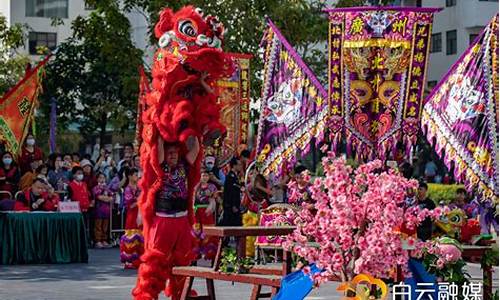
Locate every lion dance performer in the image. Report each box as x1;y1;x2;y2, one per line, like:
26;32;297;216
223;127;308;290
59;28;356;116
132;6;233;300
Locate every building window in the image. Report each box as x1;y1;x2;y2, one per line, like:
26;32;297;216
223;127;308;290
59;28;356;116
26;0;68;18
446;30;457;55
430;33;442;53
469;34;479;45
416;0;422;7
428;81;438;89
479;0;498;2
84;1;96;10
28;32;57;54
446;0;457;6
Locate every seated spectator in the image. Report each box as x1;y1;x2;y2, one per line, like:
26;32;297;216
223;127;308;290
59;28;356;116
16;178;59;211
93;172;114;248
19;160;42;191
0;152;20;199
48;154;71;191
18;134;44;174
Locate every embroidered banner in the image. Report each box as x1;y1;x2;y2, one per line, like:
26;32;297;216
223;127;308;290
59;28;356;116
421;14;499;204
256;19;329;176
214;53;252;166
0;55;50;155
326;7;440;160
135;66;150;148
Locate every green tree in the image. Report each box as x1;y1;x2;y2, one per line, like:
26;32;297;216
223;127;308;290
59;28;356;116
121;0;328;111
121;0;382;121
0;14;30;97
38;1;143;144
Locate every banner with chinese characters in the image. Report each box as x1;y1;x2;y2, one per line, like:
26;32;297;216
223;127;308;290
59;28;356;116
214;53;252;165
256;19;329;176
0;55;50;155
327;7;440;160
135;65;150;149
421;14;498;204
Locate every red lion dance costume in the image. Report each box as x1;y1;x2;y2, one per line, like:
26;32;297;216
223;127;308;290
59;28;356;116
133;6;232;300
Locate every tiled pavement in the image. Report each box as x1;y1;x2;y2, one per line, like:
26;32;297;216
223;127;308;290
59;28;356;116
0;248;497;300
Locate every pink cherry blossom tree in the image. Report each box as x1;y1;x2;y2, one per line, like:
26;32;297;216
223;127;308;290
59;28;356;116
283;153;441;284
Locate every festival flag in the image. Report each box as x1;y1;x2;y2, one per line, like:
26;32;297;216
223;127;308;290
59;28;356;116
135;65;150;148
256;18;329;176
214;53;252;166
421;14;499;204
0;55;51;155
326;7;440;160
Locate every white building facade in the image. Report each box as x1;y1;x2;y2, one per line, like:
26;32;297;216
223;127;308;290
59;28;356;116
398;0;498;88
0;0;152;60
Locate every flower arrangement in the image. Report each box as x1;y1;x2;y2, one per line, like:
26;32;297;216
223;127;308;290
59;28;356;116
283;154;442;285
412;237;470;289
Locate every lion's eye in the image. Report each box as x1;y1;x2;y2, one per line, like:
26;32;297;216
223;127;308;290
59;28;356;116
178;20;197;37
195;7;204;16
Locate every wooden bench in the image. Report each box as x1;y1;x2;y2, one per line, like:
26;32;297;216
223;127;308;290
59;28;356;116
172;226;295;300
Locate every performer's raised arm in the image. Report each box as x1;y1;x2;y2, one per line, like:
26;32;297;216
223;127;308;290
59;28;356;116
157;135;165;164
200;71;214;94
185;136;200;166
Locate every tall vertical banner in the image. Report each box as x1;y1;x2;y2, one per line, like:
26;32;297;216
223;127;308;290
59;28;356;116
256;19;329;176
135;66;150;149
421;14;499;204
327;7;440;160
0;55;50;155
215;53;252;165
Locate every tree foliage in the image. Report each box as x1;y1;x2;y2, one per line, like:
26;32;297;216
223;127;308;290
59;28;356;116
38;0;143;142
0;14;30;98
121;0;328;103
119;0;383;120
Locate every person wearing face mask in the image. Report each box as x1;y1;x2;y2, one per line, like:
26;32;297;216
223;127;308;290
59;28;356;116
16;178;58;211
0;152;20;199
204;155;225;188
19;134;44;175
68;166;93;240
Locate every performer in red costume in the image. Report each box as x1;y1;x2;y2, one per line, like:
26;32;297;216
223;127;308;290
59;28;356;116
132;5;232;300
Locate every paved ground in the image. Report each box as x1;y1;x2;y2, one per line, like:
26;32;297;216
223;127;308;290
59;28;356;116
0;248;497;300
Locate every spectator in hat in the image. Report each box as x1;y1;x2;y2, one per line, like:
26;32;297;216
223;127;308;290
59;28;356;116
81;159;98;192
204;155;225;189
